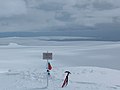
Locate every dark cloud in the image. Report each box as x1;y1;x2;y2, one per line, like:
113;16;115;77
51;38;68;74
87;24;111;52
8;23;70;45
0;22;120;41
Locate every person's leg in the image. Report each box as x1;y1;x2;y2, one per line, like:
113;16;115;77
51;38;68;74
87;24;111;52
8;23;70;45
62;78;66;87
65;78;68;86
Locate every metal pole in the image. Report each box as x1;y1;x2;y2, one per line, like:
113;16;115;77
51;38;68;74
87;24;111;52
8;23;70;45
46;59;48;88
46;51;48;88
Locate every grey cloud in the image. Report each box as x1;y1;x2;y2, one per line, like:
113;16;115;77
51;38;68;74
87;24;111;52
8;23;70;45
32;2;64;11
55;12;75;22
47;23;95;32
0;22;120;41
0;0;27;17
0;15;28;27
73;3;90;10
112;16;120;23
48;22;120;41
0;0;120;36
74;0;118;11
0;15;26;21
92;1;117;10
93;23;120;40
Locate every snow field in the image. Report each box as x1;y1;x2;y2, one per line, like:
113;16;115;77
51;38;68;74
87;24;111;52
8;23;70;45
0;41;120;90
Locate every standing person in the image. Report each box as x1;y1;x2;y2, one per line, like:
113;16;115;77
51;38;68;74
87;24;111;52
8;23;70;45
47;61;52;76
62;71;71;88
48;62;52;70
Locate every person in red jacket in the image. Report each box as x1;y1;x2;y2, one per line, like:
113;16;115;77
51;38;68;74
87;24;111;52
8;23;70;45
47;62;52;76
48;62;52;70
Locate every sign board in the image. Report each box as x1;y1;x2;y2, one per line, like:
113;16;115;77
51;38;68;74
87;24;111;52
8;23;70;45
43;53;52;60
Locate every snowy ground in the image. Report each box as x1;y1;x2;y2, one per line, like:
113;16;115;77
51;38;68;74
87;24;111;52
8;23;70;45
0;41;120;90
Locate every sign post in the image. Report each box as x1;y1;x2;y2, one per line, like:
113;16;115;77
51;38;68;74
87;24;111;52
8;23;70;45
43;52;53;88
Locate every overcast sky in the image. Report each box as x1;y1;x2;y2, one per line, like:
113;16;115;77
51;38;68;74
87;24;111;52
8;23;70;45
0;0;120;36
